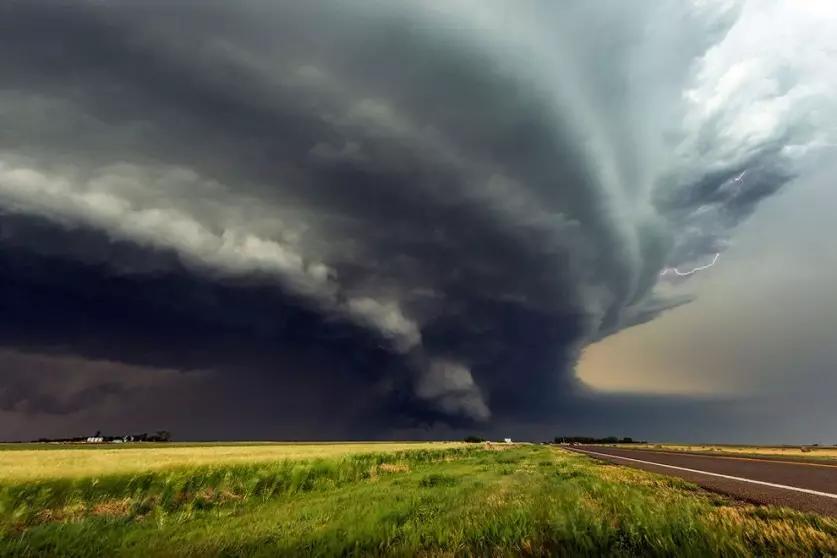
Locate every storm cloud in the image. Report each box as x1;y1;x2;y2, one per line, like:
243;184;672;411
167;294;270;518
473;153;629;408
1;0;834;440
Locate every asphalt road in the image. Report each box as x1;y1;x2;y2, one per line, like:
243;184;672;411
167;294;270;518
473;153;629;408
569;446;837;517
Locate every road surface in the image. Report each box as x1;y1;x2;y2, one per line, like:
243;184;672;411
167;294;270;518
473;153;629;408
569;446;837;517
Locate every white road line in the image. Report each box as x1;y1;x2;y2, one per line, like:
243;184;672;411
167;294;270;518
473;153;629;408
573;449;837;500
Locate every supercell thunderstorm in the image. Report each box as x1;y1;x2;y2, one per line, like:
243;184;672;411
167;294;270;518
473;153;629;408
0;1;835;438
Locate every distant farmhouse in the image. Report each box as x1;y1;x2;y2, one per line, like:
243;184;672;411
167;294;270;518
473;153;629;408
35;430;172;445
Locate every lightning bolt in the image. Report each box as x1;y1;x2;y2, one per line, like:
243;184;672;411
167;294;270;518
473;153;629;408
660;253;720;277
660;170;739;279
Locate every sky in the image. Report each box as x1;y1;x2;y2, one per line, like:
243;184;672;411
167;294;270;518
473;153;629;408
1;0;836;443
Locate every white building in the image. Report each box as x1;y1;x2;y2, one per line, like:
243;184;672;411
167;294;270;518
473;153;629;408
504;438;512;444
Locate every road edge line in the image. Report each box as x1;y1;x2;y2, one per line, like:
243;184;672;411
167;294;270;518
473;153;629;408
571;449;837;500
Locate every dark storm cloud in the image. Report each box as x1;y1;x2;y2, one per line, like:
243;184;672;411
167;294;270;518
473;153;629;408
1;378;124;416
0;217;413;429
0;0;826;439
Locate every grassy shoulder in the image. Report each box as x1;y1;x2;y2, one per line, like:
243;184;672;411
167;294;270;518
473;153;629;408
2;445;837;557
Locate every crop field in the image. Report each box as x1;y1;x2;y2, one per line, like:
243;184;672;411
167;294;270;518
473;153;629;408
2;443;837;557
615;443;837;460
0;442;461;481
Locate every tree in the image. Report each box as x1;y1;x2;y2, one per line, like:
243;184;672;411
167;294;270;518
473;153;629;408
154;430;171;442
464;435;486;443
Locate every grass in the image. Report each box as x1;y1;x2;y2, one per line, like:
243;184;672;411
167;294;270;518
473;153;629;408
2;443;837;556
0;442;464;480
615;443;837;460
0;441;450;452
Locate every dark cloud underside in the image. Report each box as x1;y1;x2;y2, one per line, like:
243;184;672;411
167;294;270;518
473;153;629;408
0;0;829;440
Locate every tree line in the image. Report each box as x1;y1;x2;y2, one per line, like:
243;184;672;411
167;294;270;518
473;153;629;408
553;436;645;444
32;430;172;444
462;435;646;444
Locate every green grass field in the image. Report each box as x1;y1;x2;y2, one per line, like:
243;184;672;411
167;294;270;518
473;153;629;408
2;443;837;557
0;442;462;480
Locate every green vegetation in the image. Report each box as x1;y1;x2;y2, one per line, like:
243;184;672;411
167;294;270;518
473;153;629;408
0;441;446;452
2;444;837;556
0;442;463;480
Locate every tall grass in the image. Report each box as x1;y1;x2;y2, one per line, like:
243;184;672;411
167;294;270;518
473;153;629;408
3;444;837;557
0;442;466;480
0;446;479;532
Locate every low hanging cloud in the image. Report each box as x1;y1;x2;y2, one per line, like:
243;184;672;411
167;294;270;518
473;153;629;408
0;0;834;438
